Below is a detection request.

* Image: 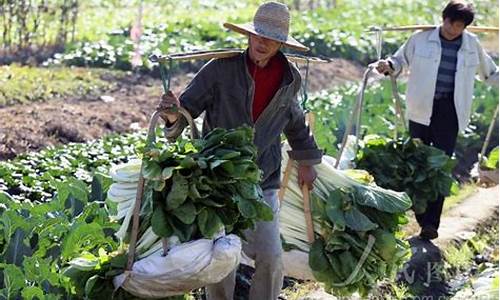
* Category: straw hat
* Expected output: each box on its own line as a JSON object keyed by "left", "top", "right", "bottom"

{"left": 223, "top": 2, "right": 309, "bottom": 52}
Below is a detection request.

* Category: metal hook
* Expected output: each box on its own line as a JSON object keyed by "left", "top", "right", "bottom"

{"left": 301, "top": 58, "right": 311, "bottom": 111}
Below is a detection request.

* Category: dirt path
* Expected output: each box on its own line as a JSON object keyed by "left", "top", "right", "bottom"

{"left": 0, "top": 59, "right": 364, "bottom": 160}
{"left": 435, "top": 185, "right": 499, "bottom": 248}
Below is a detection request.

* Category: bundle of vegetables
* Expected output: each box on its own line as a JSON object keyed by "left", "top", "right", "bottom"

{"left": 65, "top": 126, "right": 273, "bottom": 298}
{"left": 355, "top": 135, "right": 457, "bottom": 214}
{"left": 280, "top": 147, "right": 412, "bottom": 296}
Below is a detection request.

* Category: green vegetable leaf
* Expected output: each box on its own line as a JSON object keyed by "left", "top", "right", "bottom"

{"left": 308, "top": 238, "right": 330, "bottom": 272}
{"left": 236, "top": 196, "right": 257, "bottom": 219}
{"left": 326, "top": 191, "right": 346, "bottom": 230}
{"left": 21, "top": 286, "right": 45, "bottom": 300}
{"left": 142, "top": 160, "right": 162, "bottom": 180}
{"left": 172, "top": 201, "right": 197, "bottom": 224}
{"left": 209, "top": 160, "right": 227, "bottom": 170}
{"left": 162, "top": 167, "right": 175, "bottom": 180}
{"left": 237, "top": 181, "right": 262, "bottom": 200}
{"left": 353, "top": 187, "right": 412, "bottom": 213}
{"left": 153, "top": 180, "right": 166, "bottom": 192}
{"left": 482, "top": 146, "right": 499, "bottom": 170}
{"left": 61, "top": 223, "right": 109, "bottom": 260}
{"left": 180, "top": 157, "right": 197, "bottom": 169}
{"left": 1, "top": 264, "right": 25, "bottom": 297}
{"left": 166, "top": 174, "right": 189, "bottom": 209}
{"left": 151, "top": 208, "right": 173, "bottom": 238}
{"left": 372, "top": 229, "right": 398, "bottom": 262}
{"left": 85, "top": 275, "right": 100, "bottom": 298}
{"left": 197, "top": 208, "right": 223, "bottom": 238}
{"left": 344, "top": 206, "right": 378, "bottom": 231}
{"left": 255, "top": 201, "right": 274, "bottom": 222}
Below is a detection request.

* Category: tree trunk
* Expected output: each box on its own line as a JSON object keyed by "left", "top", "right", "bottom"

{"left": 57, "top": 0, "right": 69, "bottom": 45}
{"left": 70, "top": 0, "right": 78, "bottom": 42}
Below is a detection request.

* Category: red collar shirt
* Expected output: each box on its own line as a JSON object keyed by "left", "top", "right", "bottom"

{"left": 246, "top": 54, "right": 286, "bottom": 122}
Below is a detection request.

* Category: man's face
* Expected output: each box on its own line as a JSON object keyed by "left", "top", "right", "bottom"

{"left": 248, "top": 34, "right": 282, "bottom": 63}
{"left": 441, "top": 18, "right": 466, "bottom": 40}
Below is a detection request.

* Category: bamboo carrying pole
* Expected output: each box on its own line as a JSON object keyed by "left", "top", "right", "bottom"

{"left": 278, "top": 159, "right": 315, "bottom": 243}
{"left": 278, "top": 160, "right": 293, "bottom": 202}
{"left": 368, "top": 25, "right": 499, "bottom": 33}
{"left": 301, "top": 185, "right": 315, "bottom": 243}
{"left": 150, "top": 49, "right": 332, "bottom": 64}
{"left": 278, "top": 112, "right": 316, "bottom": 203}
{"left": 302, "top": 112, "right": 316, "bottom": 243}
{"left": 479, "top": 103, "right": 499, "bottom": 163}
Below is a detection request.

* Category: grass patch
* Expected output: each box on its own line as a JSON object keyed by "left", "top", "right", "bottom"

{"left": 492, "top": 274, "right": 499, "bottom": 293}
{"left": 444, "top": 241, "right": 476, "bottom": 272}
{"left": 0, "top": 65, "right": 124, "bottom": 106}
{"left": 280, "top": 282, "right": 322, "bottom": 300}
{"left": 444, "top": 219, "right": 499, "bottom": 274}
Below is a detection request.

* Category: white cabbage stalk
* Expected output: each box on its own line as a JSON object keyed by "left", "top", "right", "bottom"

{"left": 136, "top": 227, "right": 159, "bottom": 251}
{"left": 108, "top": 161, "right": 142, "bottom": 241}
{"left": 114, "top": 194, "right": 136, "bottom": 240}
{"left": 109, "top": 159, "right": 142, "bottom": 182}
{"left": 108, "top": 160, "right": 165, "bottom": 256}
{"left": 108, "top": 182, "right": 139, "bottom": 203}
{"left": 114, "top": 200, "right": 134, "bottom": 220}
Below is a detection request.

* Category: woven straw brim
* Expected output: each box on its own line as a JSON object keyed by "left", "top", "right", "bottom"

{"left": 223, "top": 22, "right": 309, "bottom": 52}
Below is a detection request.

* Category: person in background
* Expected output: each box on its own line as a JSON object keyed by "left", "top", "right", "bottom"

{"left": 376, "top": 0, "right": 498, "bottom": 240}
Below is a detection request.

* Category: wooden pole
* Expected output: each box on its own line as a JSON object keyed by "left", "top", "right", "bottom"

{"left": 278, "top": 160, "right": 293, "bottom": 204}
{"left": 368, "top": 25, "right": 499, "bottom": 33}
{"left": 479, "top": 103, "right": 499, "bottom": 163}
{"left": 301, "top": 185, "right": 315, "bottom": 243}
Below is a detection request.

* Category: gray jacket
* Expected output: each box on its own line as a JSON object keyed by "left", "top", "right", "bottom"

{"left": 165, "top": 50, "right": 322, "bottom": 190}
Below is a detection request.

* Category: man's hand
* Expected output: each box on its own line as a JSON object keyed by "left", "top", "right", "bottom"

{"left": 157, "top": 90, "right": 181, "bottom": 124}
{"left": 375, "top": 59, "right": 393, "bottom": 75}
{"left": 298, "top": 165, "right": 317, "bottom": 190}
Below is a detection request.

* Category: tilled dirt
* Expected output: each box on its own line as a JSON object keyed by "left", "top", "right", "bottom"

{"left": 0, "top": 59, "right": 364, "bottom": 160}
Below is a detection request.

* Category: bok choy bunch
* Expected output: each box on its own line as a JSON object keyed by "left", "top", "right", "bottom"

{"left": 66, "top": 126, "right": 273, "bottom": 298}
{"left": 355, "top": 135, "right": 457, "bottom": 214}
{"left": 280, "top": 145, "right": 411, "bottom": 296}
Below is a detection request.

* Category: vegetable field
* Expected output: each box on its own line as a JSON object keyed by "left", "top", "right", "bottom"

{"left": 0, "top": 0, "right": 498, "bottom": 299}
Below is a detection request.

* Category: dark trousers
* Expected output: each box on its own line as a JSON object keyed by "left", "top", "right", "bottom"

{"left": 409, "top": 95, "right": 458, "bottom": 229}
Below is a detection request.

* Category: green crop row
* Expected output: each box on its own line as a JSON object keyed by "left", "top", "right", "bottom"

{"left": 45, "top": 0, "right": 497, "bottom": 70}
{"left": 0, "top": 130, "right": 149, "bottom": 202}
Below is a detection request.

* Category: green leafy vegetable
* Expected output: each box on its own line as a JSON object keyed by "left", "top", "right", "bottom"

{"left": 356, "top": 135, "right": 457, "bottom": 214}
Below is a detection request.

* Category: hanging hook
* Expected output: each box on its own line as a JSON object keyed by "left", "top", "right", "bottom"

{"left": 368, "top": 26, "right": 384, "bottom": 61}
{"left": 151, "top": 55, "right": 173, "bottom": 94}
{"left": 301, "top": 58, "right": 311, "bottom": 111}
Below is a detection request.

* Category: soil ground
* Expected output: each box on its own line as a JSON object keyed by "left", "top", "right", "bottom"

{"left": 0, "top": 59, "right": 364, "bottom": 160}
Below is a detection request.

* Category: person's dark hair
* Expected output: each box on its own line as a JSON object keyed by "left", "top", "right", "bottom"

{"left": 442, "top": 0, "right": 475, "bottom": 27}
